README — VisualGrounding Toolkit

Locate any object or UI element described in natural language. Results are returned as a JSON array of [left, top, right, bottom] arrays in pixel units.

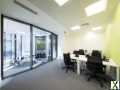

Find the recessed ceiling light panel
[[92, 26, 102, 31], [54, 0, 69, 6], [70, 25, 80, 31], [85, 0, 107, 16]]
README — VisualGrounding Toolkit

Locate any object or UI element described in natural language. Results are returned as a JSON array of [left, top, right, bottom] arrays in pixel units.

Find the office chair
[[73, 50, 79, 57], [78, 49, 85, 55], [86, 55, 106, 87], [63, 53, 76, 73], [91, 50, 102, 59], [91, 50, 106, 70], [35, 53, 40, 59]]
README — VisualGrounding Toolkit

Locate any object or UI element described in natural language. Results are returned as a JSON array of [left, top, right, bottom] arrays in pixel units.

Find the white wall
[[58, 33, 64, 60], [64, 30, 105, 53]]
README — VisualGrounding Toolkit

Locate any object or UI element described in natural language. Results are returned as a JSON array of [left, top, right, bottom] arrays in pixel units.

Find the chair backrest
[[63, 53, 68, 65], [91, 50, 102, 59], [73, 50, 78, 54], [35, 54, 39, 59], [73, 50, 79, 57], [63, 53, 71, 66], [86, 56, 103, 73], [78, 49, 84, 55]]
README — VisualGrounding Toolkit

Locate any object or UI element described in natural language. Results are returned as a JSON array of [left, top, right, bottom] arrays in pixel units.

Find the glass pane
[[32, 27, 52, 67], [3, 18, 31, 77], [3, 33, 14, 70]]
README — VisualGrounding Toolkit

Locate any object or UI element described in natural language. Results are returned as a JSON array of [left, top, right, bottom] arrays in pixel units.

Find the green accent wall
[[105, 2, 120, 66]]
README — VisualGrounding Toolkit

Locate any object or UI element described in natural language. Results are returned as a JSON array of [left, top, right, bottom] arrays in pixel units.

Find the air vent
[[14, 0, 38, 15], [81, 23, 89, 26]]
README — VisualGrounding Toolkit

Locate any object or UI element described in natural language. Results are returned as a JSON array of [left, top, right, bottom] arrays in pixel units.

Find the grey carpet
[[0, 60, 109, 90]]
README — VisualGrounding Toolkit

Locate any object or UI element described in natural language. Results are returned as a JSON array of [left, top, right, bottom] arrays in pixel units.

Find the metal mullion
[[30, 25, 33, 69]]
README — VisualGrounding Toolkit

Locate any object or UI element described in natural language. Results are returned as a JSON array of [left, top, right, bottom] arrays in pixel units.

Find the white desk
[[71, 54, 120, 80]]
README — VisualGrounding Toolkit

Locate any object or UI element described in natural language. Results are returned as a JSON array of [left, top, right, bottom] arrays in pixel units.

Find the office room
[[0, 0, 120, 90]]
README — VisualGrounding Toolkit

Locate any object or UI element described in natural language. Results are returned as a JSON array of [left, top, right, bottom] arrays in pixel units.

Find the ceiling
[[28, 0, 118, 32]]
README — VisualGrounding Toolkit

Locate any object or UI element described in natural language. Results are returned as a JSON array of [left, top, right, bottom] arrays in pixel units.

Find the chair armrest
[[102, 65, 106, 73], [71, 59, 76, 62]]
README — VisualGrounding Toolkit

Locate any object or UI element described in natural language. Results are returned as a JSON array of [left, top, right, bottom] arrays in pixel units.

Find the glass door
[[32, 27, 52, 67]]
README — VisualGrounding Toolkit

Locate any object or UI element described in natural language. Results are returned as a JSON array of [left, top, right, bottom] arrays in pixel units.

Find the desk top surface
[[70, 54, 118, 67]]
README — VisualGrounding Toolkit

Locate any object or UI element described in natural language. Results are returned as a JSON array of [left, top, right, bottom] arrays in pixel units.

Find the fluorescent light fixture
[[70, 25, 80, 31], [86, 32, 96, 39], [92, 26, 102, 31], [85, 0, 107, 16], [54, 0, 69, 6]]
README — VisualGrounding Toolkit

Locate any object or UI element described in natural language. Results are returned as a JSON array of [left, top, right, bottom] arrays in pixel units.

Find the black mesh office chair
[[78, 49, 85, 55], [91, 50, 107, 71], [86, 55, 106, 87], [91, 50, 102, 58], [73, 50, 79, 57], [63, 53, 76, 73]]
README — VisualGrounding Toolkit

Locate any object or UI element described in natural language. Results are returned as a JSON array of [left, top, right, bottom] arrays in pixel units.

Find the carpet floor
[[0, 60, 109, 90]]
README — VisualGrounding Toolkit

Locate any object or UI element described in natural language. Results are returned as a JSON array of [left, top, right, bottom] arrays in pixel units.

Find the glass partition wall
[[3, 18, 31, 77], [32, 27, 52, 67], [1, 16, 57, 79]]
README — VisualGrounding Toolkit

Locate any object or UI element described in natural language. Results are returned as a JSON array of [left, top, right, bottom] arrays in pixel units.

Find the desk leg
[[106, 65, 110, 74], [77, 60, 80, 75], [116, 67, 120, 81]]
